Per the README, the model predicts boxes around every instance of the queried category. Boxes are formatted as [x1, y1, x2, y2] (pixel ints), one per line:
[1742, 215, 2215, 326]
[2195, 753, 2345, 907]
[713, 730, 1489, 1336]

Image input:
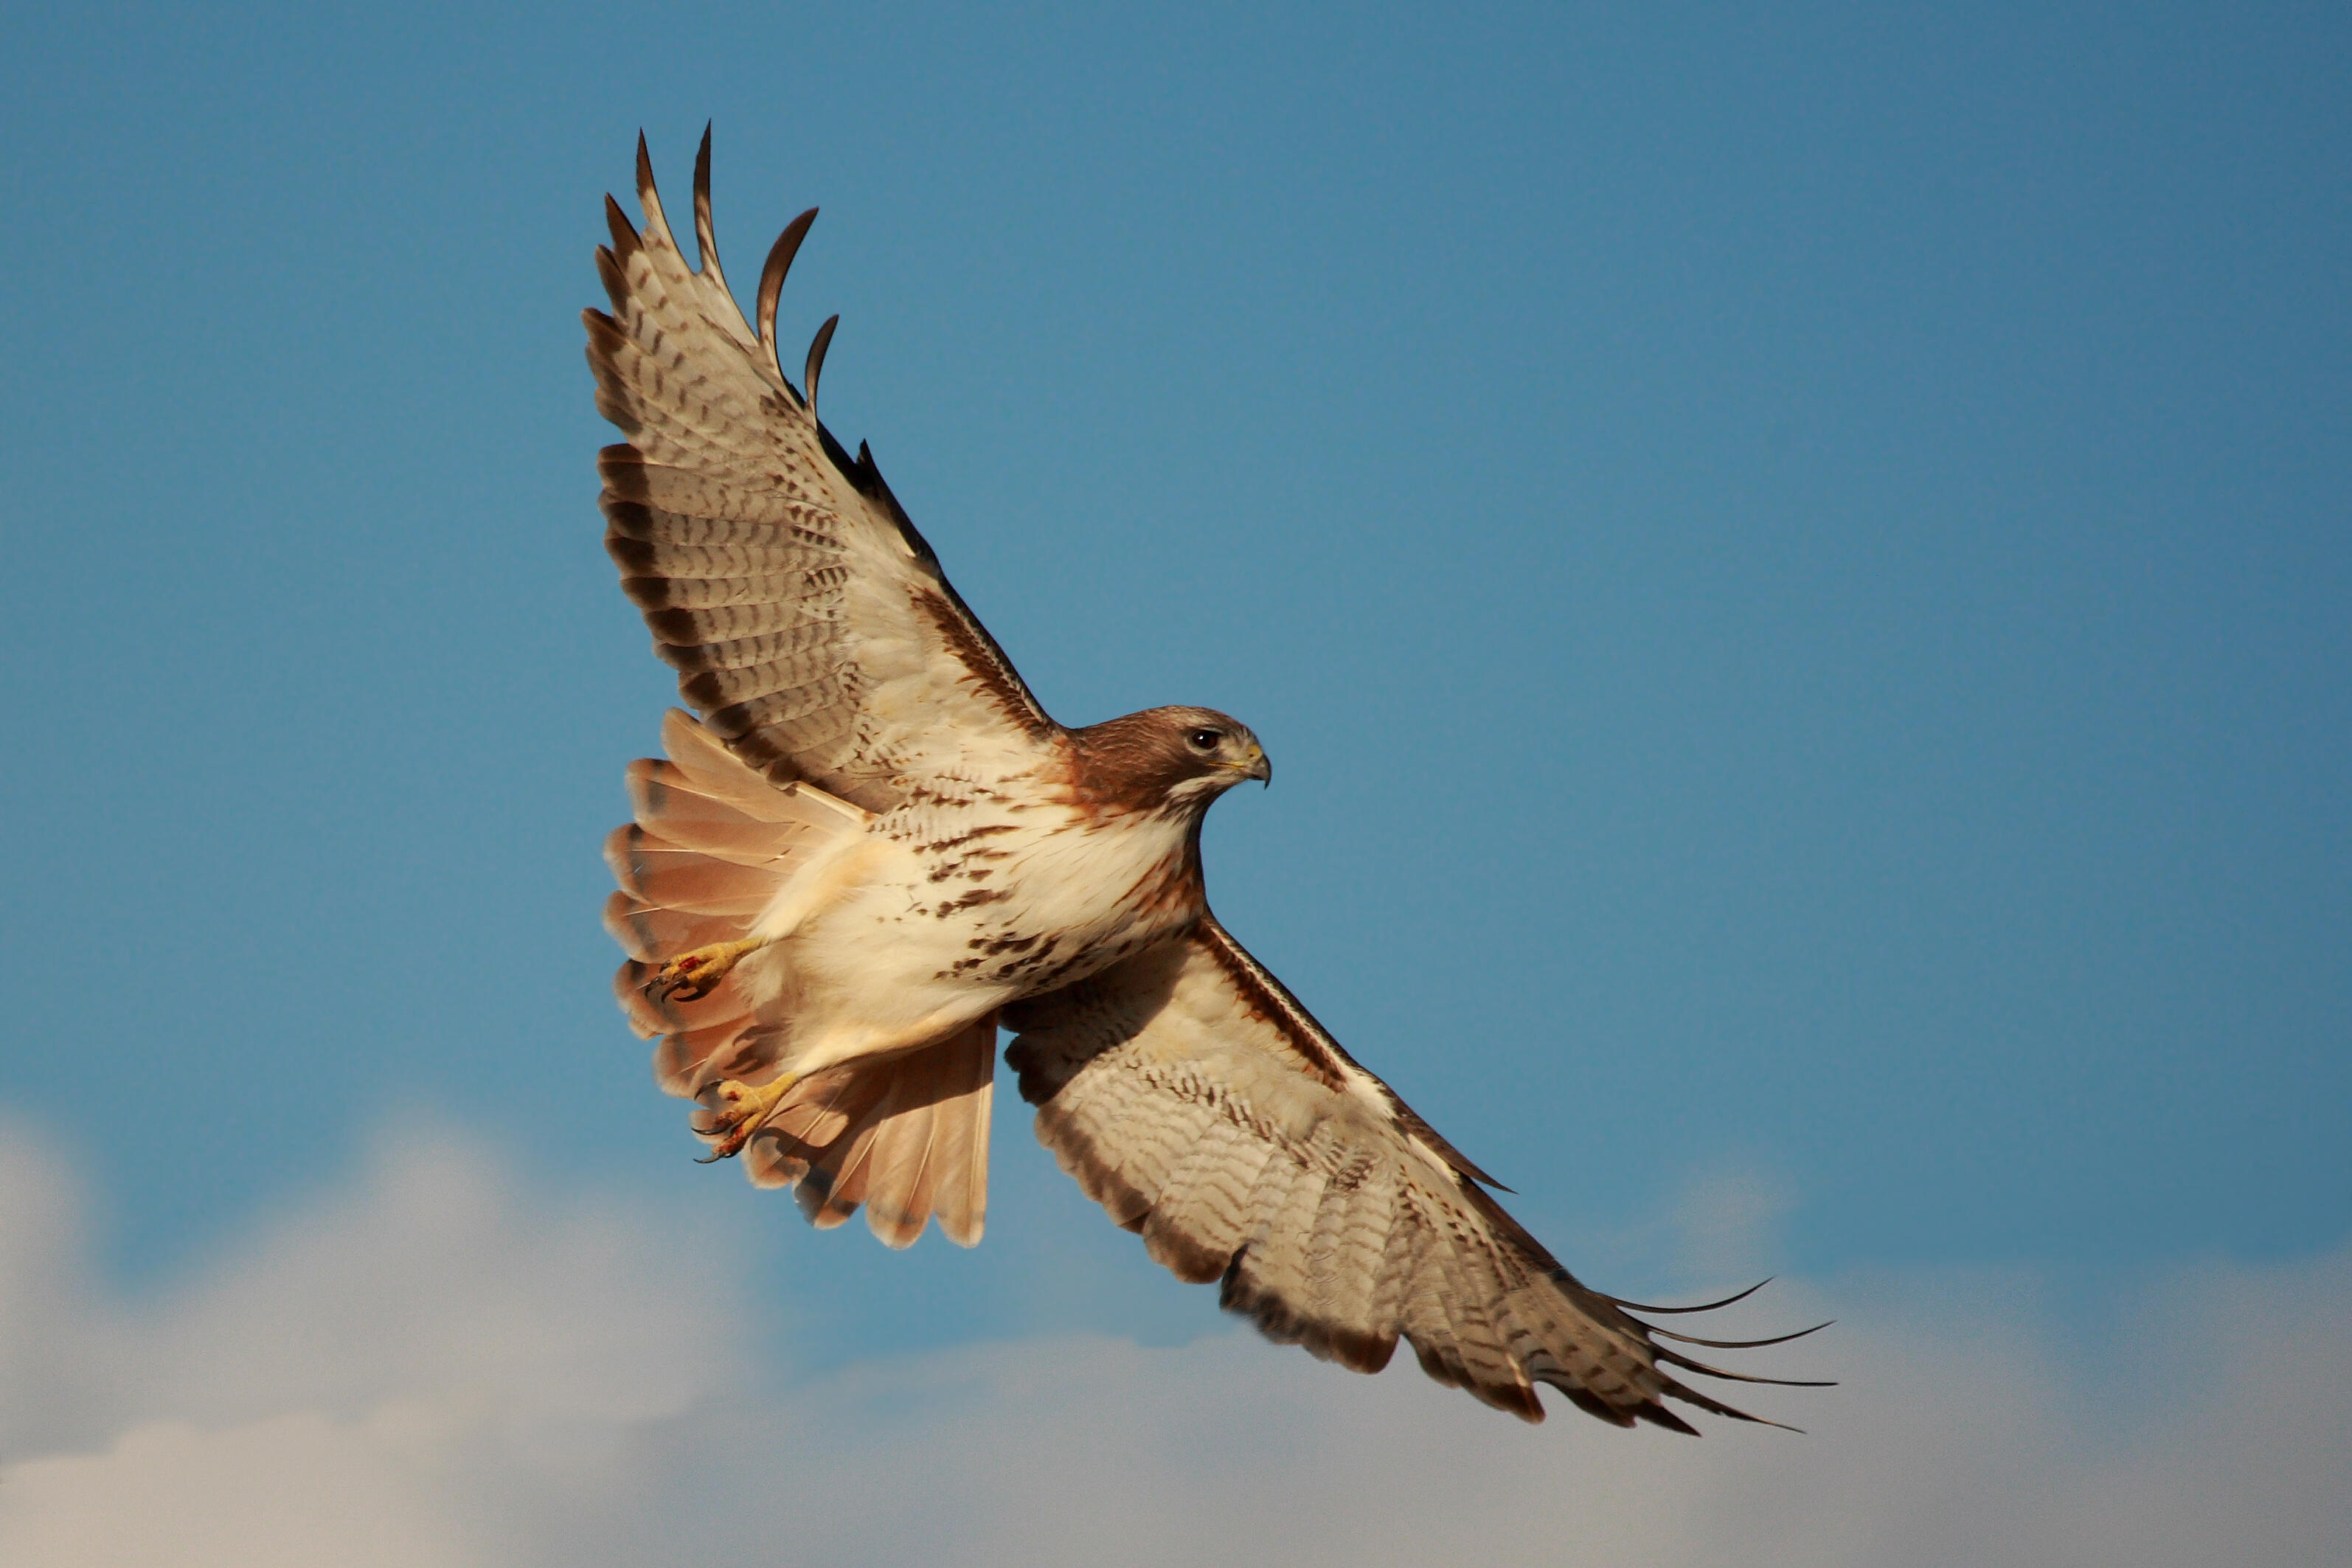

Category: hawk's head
[1066, 705, 1271, 816]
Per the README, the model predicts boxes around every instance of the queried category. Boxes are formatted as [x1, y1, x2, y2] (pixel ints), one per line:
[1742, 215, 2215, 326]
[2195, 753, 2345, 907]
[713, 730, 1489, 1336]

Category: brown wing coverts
[586, 132, 1056, 813]
[1005, 920, 1825, 1432]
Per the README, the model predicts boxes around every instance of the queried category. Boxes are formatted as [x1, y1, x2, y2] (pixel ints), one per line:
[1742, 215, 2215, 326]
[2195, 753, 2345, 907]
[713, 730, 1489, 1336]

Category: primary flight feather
[588, 131, 1826, 1432]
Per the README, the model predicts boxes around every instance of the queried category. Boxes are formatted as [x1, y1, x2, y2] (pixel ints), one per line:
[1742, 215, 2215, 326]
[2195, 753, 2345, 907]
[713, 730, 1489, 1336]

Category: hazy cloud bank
[2, 1125, 2344, 1567]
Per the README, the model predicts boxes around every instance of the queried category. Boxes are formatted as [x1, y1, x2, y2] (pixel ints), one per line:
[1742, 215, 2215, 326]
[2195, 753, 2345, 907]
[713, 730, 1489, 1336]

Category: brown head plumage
[1062, 707, 1270, 816]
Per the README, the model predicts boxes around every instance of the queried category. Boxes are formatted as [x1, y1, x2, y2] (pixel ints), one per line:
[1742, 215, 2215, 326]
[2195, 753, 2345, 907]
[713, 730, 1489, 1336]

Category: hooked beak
[1213, 742, 1272, 788]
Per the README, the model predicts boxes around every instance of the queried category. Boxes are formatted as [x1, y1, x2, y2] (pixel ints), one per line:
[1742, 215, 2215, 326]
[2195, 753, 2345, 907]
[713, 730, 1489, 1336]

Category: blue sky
[1, 3, 2347, 1561]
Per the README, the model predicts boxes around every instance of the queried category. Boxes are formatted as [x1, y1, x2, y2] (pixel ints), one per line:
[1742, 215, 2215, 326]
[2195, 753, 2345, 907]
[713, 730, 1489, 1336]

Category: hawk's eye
[1187, 728, 1221, 752]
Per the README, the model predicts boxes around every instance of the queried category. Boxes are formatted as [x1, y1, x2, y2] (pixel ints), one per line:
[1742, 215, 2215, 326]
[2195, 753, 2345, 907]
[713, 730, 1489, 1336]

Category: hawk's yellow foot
[650, 937, 769, 1002]
[694, 1071, 801, 1162]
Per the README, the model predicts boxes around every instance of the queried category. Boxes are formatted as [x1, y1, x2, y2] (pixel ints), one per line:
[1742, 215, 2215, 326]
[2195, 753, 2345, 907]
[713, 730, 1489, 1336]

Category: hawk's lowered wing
[587, 133, 1058, 813]
[1005, 917, 1827, 1430]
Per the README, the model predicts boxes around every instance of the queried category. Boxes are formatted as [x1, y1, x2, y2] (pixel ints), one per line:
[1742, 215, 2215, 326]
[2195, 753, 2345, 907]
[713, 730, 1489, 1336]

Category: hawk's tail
[752, 1015, 993, 1249]
[603, 709, 994, 1247]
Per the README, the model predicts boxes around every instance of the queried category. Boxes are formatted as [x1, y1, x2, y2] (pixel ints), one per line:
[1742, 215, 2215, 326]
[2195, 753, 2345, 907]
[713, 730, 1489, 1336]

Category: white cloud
[1, 1122, 2345, 1568]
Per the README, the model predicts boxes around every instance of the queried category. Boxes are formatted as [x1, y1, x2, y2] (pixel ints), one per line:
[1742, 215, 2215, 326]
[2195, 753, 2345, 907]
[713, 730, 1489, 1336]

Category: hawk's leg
[694, 1071, 801, 1162]
[650, 937, 769, 1002]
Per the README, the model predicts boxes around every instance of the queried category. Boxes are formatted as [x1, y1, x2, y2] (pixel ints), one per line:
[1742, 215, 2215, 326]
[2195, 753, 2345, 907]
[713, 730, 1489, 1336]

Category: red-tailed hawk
[589, 132, 1826, 1433]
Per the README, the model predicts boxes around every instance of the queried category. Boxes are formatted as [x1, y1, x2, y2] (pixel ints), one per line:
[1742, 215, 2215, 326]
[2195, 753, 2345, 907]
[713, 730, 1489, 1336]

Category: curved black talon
[651, 967, 716, 1004]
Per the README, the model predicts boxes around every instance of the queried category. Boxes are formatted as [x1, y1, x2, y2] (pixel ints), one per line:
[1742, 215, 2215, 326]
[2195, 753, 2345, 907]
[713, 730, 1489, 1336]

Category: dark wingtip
[1654, 1373, 1811, 1434]
[1629, 1401, 1701, 1436]
[755, 207, 820, 372]
[1650, 1319, 1834, 1351]
[634, 131, 655, 201]
[602, 193, 642, 261]
[691, 123, 718, 274]
[1594, 1275, 1834, 1428]
[1654, 1342, 1839, 1388]
[805, 313, 841, 414]
[1607, 1277, 1775, 1315]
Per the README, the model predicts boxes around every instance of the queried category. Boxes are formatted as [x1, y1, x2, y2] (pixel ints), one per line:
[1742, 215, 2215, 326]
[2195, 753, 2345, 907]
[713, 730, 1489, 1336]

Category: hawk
[589, 132, 1825, 1432]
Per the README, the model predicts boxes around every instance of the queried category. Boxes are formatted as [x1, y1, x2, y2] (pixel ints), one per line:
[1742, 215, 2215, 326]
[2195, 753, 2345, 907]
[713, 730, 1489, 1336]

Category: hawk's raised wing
[1004, 917, 1827, 1430]
[586, 133, 1057, 813]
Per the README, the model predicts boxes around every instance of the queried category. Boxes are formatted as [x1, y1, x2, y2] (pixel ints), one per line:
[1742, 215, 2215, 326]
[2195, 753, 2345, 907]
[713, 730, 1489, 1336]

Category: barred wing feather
[586, 133, 1058, 813]
[1005, 917, 1823, 1431]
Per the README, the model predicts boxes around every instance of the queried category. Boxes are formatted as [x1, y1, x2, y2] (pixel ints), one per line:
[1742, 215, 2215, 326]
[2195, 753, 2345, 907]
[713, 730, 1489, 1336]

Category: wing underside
[1004, 918, 1829, 1431]
[587, 131, 1060, 814]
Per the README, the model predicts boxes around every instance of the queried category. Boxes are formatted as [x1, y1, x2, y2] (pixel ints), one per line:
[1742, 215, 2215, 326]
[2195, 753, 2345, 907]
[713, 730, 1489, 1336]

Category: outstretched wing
[1003, 917, 1828, 1431]
[586, 132, 1058, 813]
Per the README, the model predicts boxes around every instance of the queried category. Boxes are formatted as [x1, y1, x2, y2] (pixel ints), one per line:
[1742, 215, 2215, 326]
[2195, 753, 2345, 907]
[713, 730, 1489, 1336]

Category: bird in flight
[588, 131, 1826, 1433]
